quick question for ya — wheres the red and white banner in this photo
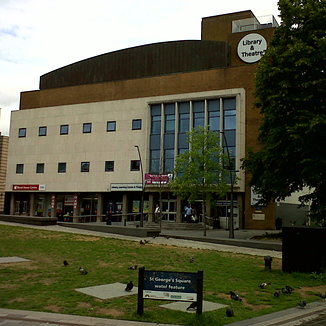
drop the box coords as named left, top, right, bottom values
left=145, top=174, right=172, bottom=185
left=12, top=184, right=45, bottom=191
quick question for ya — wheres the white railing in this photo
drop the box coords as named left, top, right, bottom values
left=232, top=15, right=279, bottom=33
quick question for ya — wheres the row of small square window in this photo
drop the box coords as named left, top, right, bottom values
left=15, top=160, right=141, bottom=174
left=18, top=119, right=142, bottom=137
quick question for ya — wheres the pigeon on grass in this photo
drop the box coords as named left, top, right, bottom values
left=186, top=302, right=197, bottom=311
left=230, top=291, right=242, bottom=302
left=259, top=282, right=270, bottom=289
left=125, top=281, right=134, bottom=292
left=128, top=265, right=138, bottom=270
left=298, top=300, right=307, bottom=309
left=282, top=286, right=293, bottom=294
left=273, top=290, right=281, bottom=297
left=63, top=260, right=69, bottom=267
left=79, top=267, right=88, bottom=275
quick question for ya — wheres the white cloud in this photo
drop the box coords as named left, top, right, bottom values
left=0, top=0, right=280, bottom=135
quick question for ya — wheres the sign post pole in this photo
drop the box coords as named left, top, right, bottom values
left=196, top=270, right=204, bottom=315
left=137, top=267, right=145, bottom=315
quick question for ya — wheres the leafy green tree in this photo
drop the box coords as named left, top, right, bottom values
left=169, top=126, right=230, bottom=233
left=242, top=0, right=326, bottom=222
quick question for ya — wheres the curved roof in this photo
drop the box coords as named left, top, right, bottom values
left=40, top=40, right=229, bottom=89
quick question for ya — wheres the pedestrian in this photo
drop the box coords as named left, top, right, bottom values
left=154, top=204, right=160, bottom=222
left=185, top=204, right=193, bottom=223
left=106, top=210, right=112, bottom=225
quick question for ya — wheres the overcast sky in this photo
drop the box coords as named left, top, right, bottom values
left=0, top=0, right=280, bottom=135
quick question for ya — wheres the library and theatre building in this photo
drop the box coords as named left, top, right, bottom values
left=6, top=10, right=305, bottom=229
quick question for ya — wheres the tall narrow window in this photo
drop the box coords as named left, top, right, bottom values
left=223, top=97, right=236, bottom=171
left=150, top=149, right=160, bottom=174
left=193, top=101, right=205, bottom=128
left=164, top=149, right=174, bottom=173
left=178, top=102, right=190, bottom=154
left=164, top=103, right=175, bottom=133
left=208, top=99, right=220, bottom=131
left=163, top=103, right=175, bottom=172
left=151, top=115, right=161, bottom=134
left=150, top=104, right=161, bottom=173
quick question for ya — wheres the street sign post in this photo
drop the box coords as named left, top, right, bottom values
left=137, top=267, right=203, bottom=315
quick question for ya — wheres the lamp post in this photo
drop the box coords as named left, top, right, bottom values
left=134, top=145, right=144, bottom=227
left=219, top=131, right=236, bottom=239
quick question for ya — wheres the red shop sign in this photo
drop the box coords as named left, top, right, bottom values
left=13, top=184, right=40, bottom=191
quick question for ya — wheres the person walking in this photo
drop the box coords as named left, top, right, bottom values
left=154, top=204, right=160, bottom=223
left=185, top=204, right=193, bottom=223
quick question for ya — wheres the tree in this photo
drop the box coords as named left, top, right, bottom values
left=242, top=0, right=326, bottom=222
left=169, top=126, right=230, bottom=234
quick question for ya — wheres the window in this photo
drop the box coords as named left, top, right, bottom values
left=39, top=126, right=47, bottom=136
left=81, top=161, right=90, bottom=172
left=193, top=101, right=205, bottom=128
left=164, top=103, right=175, bottom=133
left=151, top=104, right=161, bottom=134
left=58, top=162, right=66, bottom=173
left=150, top=149, right=160, bottom=174
left=208, top=99, right=220, bottom=131
left=130, top=160, right=140, bottom=171
left=18, top=128, right=26, bottom=138
left=164, top=149, right=174, bottom=173
left=132, top=119, right=142, bottom=130
left=60, top=124, right=69, bottom=135
left=36, top=163, right=44, bottom=173
left=16, top=164, right=24, bottom=174
left=83, top=123, right=92, bottom=133
left=178, top=102, right=190, bottom=154
left=107, top=121, right=116, bottom=132
left=223, top=97, right=236, bottom=170
left=105, top=161, right=114, bottom=172
left=178, top=102, right=190, bottom=133
left=149, top=96, right=237, bottom=174
left=223, top=98, right=236, bottom=130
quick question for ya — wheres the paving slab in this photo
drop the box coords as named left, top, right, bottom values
left=160, top=300, right=227, bottom=313
left=75, top=282, right=138, bottom=300
left=0, top=256, right=31, bottom=264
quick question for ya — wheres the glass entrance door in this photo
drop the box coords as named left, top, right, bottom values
left=161, top=200, right=176, bottom=221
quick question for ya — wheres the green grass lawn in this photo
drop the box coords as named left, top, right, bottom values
left=0, top=224, right=325, bottom=326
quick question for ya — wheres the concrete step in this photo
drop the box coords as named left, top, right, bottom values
left=145, top=221, right=205, bottom=230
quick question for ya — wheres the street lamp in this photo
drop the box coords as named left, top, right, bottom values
left=134, top=145, right=144, bottom=227
left=219, top=131, right=237, bottom=239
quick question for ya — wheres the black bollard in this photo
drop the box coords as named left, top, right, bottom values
left=264, top=255, right=273, bottom=271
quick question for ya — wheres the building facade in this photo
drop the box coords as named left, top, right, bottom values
left=5, top=10, right=280, bottom=229
left=0, top=132, right=9, bottom=213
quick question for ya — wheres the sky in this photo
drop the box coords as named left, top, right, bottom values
left=0, top=0, right=280, bottom=136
